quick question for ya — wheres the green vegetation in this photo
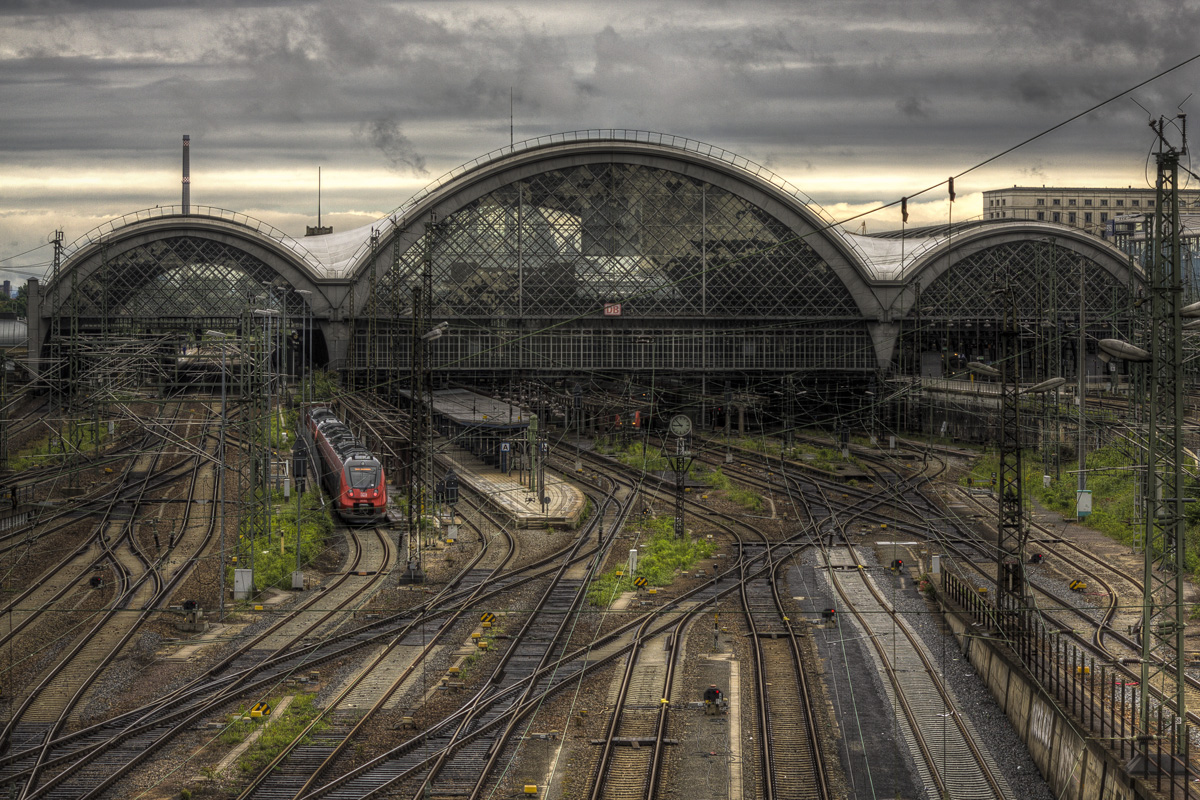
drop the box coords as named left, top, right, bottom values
left=727, top=487, right=763, bottom=512
left=312, top=370, right=338, bottom=402
left=790, top=443, right=859, bottom=472
left=694, top=466, right=761, bottom=510
left=710, top=432, right=867, bottom=473
left=964, top=444, right=1200, bottom=578
left=0, top=282, right=28, bottom=317
left=231, top=693, right=327, bottom=775
left=233, top=488, right=334, bottom=591
left=574, top=498, right=593, bottom=530
left=8, top=418, right=113, bottom=471
left=586, top=516, right=716, bottom=606
left=700, top=467, right=732, bottom=491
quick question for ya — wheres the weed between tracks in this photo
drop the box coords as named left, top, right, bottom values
left=586, top=516, right=716, bottom=606
left=222, top=693, right=328, bottom=775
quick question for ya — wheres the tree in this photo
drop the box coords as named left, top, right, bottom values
left=0, top=283, right=28, bottom=317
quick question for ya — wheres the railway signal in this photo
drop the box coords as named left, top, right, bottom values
left=822, top=608, right=837, bottom=624
left=890, top=559, right=904, bottom=571
left=1030, top=553, right=1044, bottom=564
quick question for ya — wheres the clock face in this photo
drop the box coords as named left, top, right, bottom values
left=669, top=415, right=692, bottom=437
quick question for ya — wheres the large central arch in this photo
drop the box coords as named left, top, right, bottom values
left=340, top=136, right=886, bottom=379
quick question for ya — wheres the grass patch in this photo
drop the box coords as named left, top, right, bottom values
left=8, top=419, right=114, bottom=471
left=700, top=467, right=732, bottom=490
left=233, top=487, right=335, bottom=592
left=236, top=693, right=326, bottom=775
left=964, top=444, right=1200, bottom=578
left=727, top=487, right=763, bottom=512
left=587, top=517, right=716, bottom=606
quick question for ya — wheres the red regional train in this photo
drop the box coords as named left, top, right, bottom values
left=306, top=407, right=388, bottom=523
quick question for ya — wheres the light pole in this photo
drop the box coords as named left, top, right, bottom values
left=205, top=330, right=231, bottom=621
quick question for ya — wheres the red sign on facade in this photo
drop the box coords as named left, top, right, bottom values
left=603, top=303, right=622, bottom=316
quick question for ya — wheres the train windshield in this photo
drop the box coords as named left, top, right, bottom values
left=346, top=466, right=380, bottom=489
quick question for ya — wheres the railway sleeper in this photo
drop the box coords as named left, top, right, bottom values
left=588, top=737, right=678, bottom=746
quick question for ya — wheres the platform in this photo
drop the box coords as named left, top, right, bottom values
left=437, top=443, right=586, bottom=529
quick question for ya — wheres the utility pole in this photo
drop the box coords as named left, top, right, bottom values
left=1077, top=251, right=1088, bottom=516
left=994, top=278, right=1027, bottom=626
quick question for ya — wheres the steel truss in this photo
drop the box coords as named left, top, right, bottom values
left=1139, top=128, right=1188, bottom=756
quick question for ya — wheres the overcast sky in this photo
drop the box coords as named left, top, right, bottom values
left=3, top=0, right=1199, bottom=278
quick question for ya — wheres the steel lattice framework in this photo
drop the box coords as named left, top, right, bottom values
left=1139, top=139, right=1188, bottom=753
left=30, top=135, right=1142, bottom=402
left=53, top=236, right=309, bottom=328
left=903, top=239, right=1134, bottom=384
left=995, top=282, right=1027, bottom=623
left=354, top=162, right=874, bottom=376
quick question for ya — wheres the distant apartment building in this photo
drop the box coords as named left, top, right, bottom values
left=981, top=186, right=1200, bottom=237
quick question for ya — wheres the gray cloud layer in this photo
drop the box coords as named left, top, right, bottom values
left=3, top=0, right=1200, bottom=269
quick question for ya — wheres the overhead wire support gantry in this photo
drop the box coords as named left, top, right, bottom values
left=1140, top=113, right=1189, bottom=759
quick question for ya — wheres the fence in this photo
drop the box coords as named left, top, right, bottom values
left=943, top=570, right=1194, bottom=796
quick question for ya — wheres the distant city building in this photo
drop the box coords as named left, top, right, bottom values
left=2, top=280, right=9, bottom=299
left=982, top=186, right=1200, bottom=237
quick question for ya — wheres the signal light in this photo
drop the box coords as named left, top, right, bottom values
left=1030, top=553, right=1044, bottom=564
left=891, top=559, right=903, bottom=570
left=821, top=608, right=837, bottom=622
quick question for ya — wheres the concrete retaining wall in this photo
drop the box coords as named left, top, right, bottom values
left=938, top=585, right=1161, bottom=800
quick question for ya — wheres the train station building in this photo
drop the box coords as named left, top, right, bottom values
left=25, top=130, right=1141, bottom=427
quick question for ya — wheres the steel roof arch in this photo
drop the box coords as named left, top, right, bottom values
left=352, top=135, right=885, bottom=320
left=50, top=213, right=338, bottom=318
left=886, top=221, right=1141, bottom=319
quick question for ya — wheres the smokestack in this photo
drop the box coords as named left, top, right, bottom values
left=182, top=135, right=190, bottom=215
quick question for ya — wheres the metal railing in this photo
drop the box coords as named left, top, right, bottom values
left=942, top=570, right=1195, bottom=796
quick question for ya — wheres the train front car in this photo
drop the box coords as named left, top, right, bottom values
left=307, top=407, right=388, bottom=523
left=338, top=450, right=388, bottom=522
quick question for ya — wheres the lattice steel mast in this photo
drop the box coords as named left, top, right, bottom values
left=994, top=279, right=1027, bottom=623
left=1139, top=116, right=1188, bottom=754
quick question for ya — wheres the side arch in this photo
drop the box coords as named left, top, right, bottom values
left=888, top=224, right=1139, bottom=380
left=29, top=216, right=342, bottom=379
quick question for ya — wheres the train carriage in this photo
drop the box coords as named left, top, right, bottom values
left=306, top=407, right=388, bottom=522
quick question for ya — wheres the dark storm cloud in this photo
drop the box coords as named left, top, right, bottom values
left=356, top=117, right=427, bottom=175
left=3, top=0, right=1200, bottom=265
left=896, top=95, right=932, bottom=119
